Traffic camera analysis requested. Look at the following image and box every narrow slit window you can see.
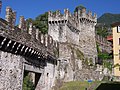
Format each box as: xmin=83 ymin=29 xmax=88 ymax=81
xmin=119 ymin=38 xmax=120 ymax=45
xmin=117 ymin=26 xmax=120 ymax=33
xmin=119 ymin=50 xmax=120 ymax=60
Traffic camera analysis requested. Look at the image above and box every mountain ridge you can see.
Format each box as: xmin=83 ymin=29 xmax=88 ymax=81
xmin=97 ymin=13 xmax=120 ymax=26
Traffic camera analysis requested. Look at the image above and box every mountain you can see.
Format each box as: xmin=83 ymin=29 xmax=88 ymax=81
xmin=97 ymin=13 xmax=120 ymax=27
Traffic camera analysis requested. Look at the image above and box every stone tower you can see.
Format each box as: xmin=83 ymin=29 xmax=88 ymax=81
xmin=48 ymin=7 xmax=97 ymax=63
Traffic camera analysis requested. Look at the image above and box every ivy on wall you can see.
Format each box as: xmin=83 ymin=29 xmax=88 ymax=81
xmin=97 ymin=43 xmax=113 ymax=71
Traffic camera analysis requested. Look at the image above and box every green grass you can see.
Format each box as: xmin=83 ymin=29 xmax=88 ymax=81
xmin=59 ymin=81 xmax=101 ymax=90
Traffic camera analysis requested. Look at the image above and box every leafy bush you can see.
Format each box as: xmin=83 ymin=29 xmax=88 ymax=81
xmin=96 ymin=27 xmax=109 ymax=38
xmin=26 ymin=12 xmax=48 ymax=34
xmin=23 ymin=75 xmax=35 ymax=90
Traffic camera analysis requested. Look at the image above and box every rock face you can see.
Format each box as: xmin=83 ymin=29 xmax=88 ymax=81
xmin=0 ymin=51 xmax=24 ymax=90
xmin=56 ymin=43 xmax=104 ymax=82
xmin=48 ymin=7 xmax=99 ymax=82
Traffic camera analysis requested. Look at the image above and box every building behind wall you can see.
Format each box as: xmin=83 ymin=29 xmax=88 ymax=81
xmin=112 ymin=22 xmax=120 ymax=76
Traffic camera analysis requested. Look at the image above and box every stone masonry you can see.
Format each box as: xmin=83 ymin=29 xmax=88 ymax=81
xmin=96 ymin=34 xmax=112 ymax=53
xmin=0 ymin=6 xmax=58 ymax=90
xmin=48 ymin=7 xmax=105 ymax=82
xmin=0 ymin=51 xmax=24 ymax=90
xmin=0 ymin=5 xmax=113 ymax=90
xmin=48 ymin=7 xmax=97 ymax=64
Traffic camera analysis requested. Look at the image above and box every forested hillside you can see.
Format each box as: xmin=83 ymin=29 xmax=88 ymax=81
xmin=98 ymin=13 xmax=120 ymax=26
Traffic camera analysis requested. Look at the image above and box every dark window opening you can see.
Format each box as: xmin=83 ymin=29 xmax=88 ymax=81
xmin=119 ymin=38 xmax=120 ymax=45
xmin=47 ymin=73 xmax=49 ymax=77
xmin=119 ymin=50 xmax=120 ymax=60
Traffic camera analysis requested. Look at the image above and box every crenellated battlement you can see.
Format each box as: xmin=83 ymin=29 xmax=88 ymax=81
xmin=19 ymin=16 xmax=27 ymax=31
xmin=3 ymin=6 xmax=97 ymax=65
xmin=48 ymin=7 xmax=97 ymax=46
xmin=0 ymin=6 xmax=104 ymax=90
xmin=5 ymin=7 xmax=27 ymax=31
xmin=0 ymin=6 xmax=60 ymax=90
xmin=48 ymin=8 xmax=97 ymax=26
xmin=0 ymin=18 xmax=59 ymax=58
xmin=1 ymin=6 xmax=59 ymax=58
xmin=5 ymin=6 xmax=16 ymax=30
xmin=48 ymin=10 xmax=67 ymax=25
xmin=48 ymin=7 xmax=98 ymax=64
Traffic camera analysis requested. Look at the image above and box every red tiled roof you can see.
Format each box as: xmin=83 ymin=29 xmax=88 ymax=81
xmin=107 ymin=35 xmax=113 ymax=41
xmin=111 ymin=22 xmax=120 ymax=27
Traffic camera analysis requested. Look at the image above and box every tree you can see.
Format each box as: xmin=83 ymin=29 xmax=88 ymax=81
xmin=26 ymin=12 xmax=48 ymax=34
xmin=26 ymin=18 xmax=34 ymax=29
xmin=96 ymin=27 xmax=109 ymax=38
xmin=23 ymin=75 xmax=35 ymax=90
xmin=74 ymin=4 xmax=86 ymax=12
xmin=33 ymin=12 xmax=48 ymax=34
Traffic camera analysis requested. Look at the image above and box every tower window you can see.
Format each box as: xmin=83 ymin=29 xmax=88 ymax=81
xmin=49 ymin=21 xmax=51 ymax=24
xmin=58 ymin=21 xmax=60 ymax=24
xmin=62 ymin=20 xmax=64 ymax=23
xmin=59 ymin=26 xmax=62 ymax=30
xmin=47 ymin=73 xmax=49 ymax=77
xmin=117 ymin=26 xmax=120 ymax=33
xmin=55 ymin=21 xmax=57 ymax=24
xmin=52 ymin=21 xmax=54 ymax=24
xmin=119 ymin=38 xmax=120 ymax=45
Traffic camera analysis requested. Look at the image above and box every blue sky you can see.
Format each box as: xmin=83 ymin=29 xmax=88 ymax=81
xmin=0 ymin=0 xmax=120 ymax=24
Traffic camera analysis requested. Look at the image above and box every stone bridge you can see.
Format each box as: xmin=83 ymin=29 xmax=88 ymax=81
xmin=0 ymin=8 xmax=58 ymax=90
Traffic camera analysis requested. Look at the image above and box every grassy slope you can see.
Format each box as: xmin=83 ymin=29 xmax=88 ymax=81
xmin=59 ymin=81 xmax=101 ymax=90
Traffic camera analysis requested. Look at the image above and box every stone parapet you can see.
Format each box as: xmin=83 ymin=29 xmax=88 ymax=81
xmin=19 ymin=16 xmax=27 ymax=31
xmin=48 ymin=8 xmax=97 ymax=26
xmin=0 ymin=18 xmax=58 ymax=64
xmin=5 ymin=6 xmax=16 ymax=30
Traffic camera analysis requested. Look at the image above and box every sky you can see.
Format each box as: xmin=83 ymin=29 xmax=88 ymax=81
xmin=0 ymin=0 xmax=120 ymax=24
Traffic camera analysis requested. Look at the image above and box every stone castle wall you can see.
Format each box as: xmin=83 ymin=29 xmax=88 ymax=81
xmin=34 ymin=63 xmax=57 ymax=90
xmin=0 ymin=5 xmax=113 ymax=90
xmin=57 ymin=43 xmax=104 ymax=82
xmin=47 ymin=7 xmax=103 ymax=83
xmin=48 ymin=7 xmax=97 ymax=63
xmin=96 ymin=34 xmax=112 ymax=53
xmin=1 ymin=6 xmax=59 ymax=58
xmin=79 ymin=19 xmax=97 ymax=63
xmin=0 ymin=51 xmax=24 ymax=90
xmin=0 ymin=6 xmax=58 ymax=90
